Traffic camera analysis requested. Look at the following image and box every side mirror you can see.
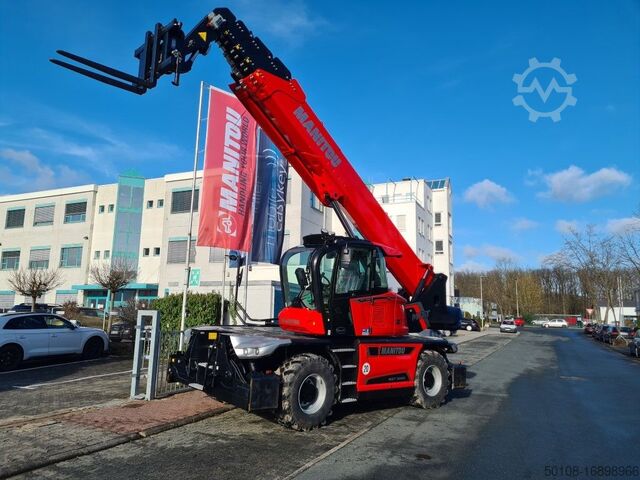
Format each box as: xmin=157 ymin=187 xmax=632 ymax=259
xmin=295 ymin=267 xmax=308 ymax=288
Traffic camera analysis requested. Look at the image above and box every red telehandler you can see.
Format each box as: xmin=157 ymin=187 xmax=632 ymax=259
xmin=52 ymin=7 xmax=466 ymax=430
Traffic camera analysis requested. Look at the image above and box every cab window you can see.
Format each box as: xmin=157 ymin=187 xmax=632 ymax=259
xmin=335 ymin=247 xmax=372 ymax=295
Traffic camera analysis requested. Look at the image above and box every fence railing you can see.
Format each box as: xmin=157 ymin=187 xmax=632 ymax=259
xmin=130 ymin=310 xmax=190 ymax=400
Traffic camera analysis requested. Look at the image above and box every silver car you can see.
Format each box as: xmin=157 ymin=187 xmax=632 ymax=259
xmin=0 ymin=312 xmax=109 ymax=371
xmin=500 ymin=319 xmax=517 ymax=333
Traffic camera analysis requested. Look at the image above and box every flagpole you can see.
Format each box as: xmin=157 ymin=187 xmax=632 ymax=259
xmin=243 ymin=249 xmax=250 ymax=322
xmin=180 ymin=81 xmax=205 ymax=350
xmin=221 ymin=249 xmax=228 ymax=325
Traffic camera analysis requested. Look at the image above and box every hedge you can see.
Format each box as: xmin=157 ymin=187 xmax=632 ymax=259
xmin=150 ymin=292 xmax=222 ymax=332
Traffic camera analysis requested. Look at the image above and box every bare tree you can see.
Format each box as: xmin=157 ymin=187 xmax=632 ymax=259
xmin=615 ymin=208 xmax=640 ymax=283
xmin=90 ymin=258 xmax=137 ymax=331
xmin=8 ymin=268 xmax=64 ymax=311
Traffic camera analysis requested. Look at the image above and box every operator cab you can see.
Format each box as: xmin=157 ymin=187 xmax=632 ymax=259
xmin=279 ymin=233 xmax=408 ymax=337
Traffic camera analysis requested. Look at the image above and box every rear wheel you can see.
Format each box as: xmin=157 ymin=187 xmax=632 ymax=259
xmin=83 ymin=337 xmax=104 ymax=359
xmin=276 ymin=353 xmax=335 ymax=431
xmin=412 ymin=350 xmax=448 ymax=409
xmin=0 ymin=345 xmax=22 ymax=371
xmin=466 ymin=325 xmax=472 ymax=331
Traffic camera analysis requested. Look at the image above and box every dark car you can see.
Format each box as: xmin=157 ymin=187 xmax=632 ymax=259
xmin=460 ymin=318 xmax=480 ymax=332
xmin=596 ymin=325 xmax=611 ymax=342
xmin=108 ymin=322 xmax=134 ymax=342
xmin=10 ymin=303 xmax=61 ymax=313
xmin=584 ymin=323 xmax=594 ymax=334
xmin=602 ymin=326 xmax=620 ymax=344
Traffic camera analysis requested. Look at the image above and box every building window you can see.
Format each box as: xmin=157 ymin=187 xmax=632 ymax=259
xmin=5 ymin=208 xmax=25 ymax=229
xmin=157 ymin=199 xmax=164 ymax=208
xmin=1 ymin=250 xmax=20 ymax=270
xmin=108 ymin=204 xmax=114 ymax=213
xmin=171 ymin=189 xmax=199 ymax=214
xmin=153 ymin=247 xmax=160 ymax=256
xmin=435 ymin=212 xmax=442 ymax=226
xmin=29 ymin=248 xmax=50 ymax=269
xmin=146 ymin=200 xmax=154 ymax=209
xmin=60 ymin=246 xmax=83 ymax=268
xmin=310 ymin=193 xmax=324 ymax=212
xmin=209 ymin=247 xmax=225 ymax=263
xmin=143 ymin=248 xmax=150 ymax=257
xmin=435 ymin=240 xmax=444 ymax=254
xmin=34 ymin=205 xmax=55 ymax=226
xmin=167 ymin=239 xmax=196 ymax=264
xmin=396 ymin=215 xmax=406 ymax=231
xmin=64 ymin=202 xmax=87 ymax=224
xmin=104 ymin=250 xmax=110 ymax=260
xmin=98 ymin=205 xmax=105 ymax=214
xmin=94 ymin=251 xmax=100 ymax=260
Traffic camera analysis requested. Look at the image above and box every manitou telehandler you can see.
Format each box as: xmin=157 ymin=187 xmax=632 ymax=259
xmin=52 ymin=7 xmax=467 ymax=430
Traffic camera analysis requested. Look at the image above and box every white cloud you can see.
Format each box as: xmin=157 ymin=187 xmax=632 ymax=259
xmin=463 ymin=179 xmax=514 ymax=208
xmin=511 ymin=217 xmax=539 ymax=232
xmin=606 ymin=217 xmax=640 ymax=234
xmin=538 ymin=165 xmax=632 ymax=202
xmin=235 ymin=0 xmax=327 ymax=44
xmin=555 ymin=219 xmax=579 ymax=234
xmin=462 ymin=244 xmax=520 ymax=262
xmin=0 ymin=148 xmax=92 ymax=192
xmin=456 ymin=260 xmax=489 ymax=272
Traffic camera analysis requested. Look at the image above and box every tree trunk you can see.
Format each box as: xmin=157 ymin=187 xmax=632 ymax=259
xmin=107 ymin=292 xmax=115 ymax=333
xmin=31 ymin=296 xmax=37 ymax=312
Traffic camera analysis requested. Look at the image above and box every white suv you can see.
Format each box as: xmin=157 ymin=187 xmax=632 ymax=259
xmin=0 ymin=312 xmax=109 ymax=371
xmin=543 ymin=319 xmax=568 ymax=328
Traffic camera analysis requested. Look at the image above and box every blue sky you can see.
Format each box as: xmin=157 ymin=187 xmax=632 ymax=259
xmin=1 ymin=0 xmax=638 ymax=270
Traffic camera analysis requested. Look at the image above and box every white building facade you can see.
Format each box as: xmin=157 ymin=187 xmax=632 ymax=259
xmin=0 ymin=172 xmax=455 ymax=316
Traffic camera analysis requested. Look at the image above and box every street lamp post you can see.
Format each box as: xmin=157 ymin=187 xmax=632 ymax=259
xmin=479 ymin=274 xmax=485 ymax=328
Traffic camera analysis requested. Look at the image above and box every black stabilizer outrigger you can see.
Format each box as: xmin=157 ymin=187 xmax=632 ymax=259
xmin=50 ymin=8 xmax=291 ymax=94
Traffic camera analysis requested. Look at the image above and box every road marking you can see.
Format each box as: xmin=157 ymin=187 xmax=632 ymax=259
xmin=0 ymin=357 xmax=112 ymax=375
xmin=13 ymin=370 xmax=132 ymax=390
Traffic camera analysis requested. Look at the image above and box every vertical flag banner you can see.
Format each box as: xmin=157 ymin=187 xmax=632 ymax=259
xmin=251 ymin=129 xmax=289 ymax=264
xmin=198 ymin=87 xmax=257 ymax=251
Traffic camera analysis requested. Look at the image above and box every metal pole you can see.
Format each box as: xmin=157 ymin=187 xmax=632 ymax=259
xmin=243 ymin=252 xmax=250 ymax=322
xmin=221 ymin=250 xmax=228 ymax=325
xmin=618 ymin=276 xmax=623 ymax=327
xmin=179 ymin=81 xmax=205 ymax=349
xmin=515 ymin=277 xmax=520 ymax=318
xmin=480 ymin=274 xmax=484 ymax=327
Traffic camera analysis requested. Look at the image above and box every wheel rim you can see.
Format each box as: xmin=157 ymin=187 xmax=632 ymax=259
xmin=466 ymin=326 xmax=472 ymax=331
xmin=422 ymin=365 xmax=443 ymax=397
xmin=0 ymin=348 xmax=18 ymax=369
xmin=298 ymin=373 xmax=327 ymax=415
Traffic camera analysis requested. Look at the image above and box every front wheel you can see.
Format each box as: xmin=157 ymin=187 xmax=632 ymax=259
xmin=276 ymin=353 xmax=335 ymax=431
xmin=412 ymin=350 xmax=448 ymax=409
xmin=466 ymin=325 xmax=472 ymax=331
xmin=83 ymin=337 xmax=104 ymax=359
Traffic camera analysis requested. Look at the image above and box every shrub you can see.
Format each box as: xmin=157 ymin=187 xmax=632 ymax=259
xmin=150 ymin=292 xmax=222 ymax=332
xmin=61 ymin=301 xmax=81 ymax=320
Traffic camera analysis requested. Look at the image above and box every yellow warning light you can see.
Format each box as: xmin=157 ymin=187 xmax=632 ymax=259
xmin=208 ymin=332 xmax=218 ymax=340
xmin=198 ymin=32 xmax=207 ymax=42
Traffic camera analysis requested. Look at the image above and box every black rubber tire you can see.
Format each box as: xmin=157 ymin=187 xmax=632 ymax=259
xmin=0 ymin=344 xmax=23 ymax=372
xmin=275 ymin=353 xmax=335 ymax=431
xmin=83 ymin=337 xmax=104 ymax=359
xmin=411 ymin=350 xmax=448 ymax=409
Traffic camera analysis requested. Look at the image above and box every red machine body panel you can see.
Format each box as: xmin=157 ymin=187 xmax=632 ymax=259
xmin=350 ymin=292 xmax=408 ymax=337
xmin=278 ymin=307 xmax=325 ymax=335
xmin=356 ymin=342 xmax=421 ymax=392
xmin=231 ymin=71 xmax=435 ymax=297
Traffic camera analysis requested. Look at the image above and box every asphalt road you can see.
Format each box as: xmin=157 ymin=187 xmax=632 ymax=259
xmin=12 ymin=329 xmax=639 ymax=480
xmin=0 ymin=356 xmax=132 ymax=423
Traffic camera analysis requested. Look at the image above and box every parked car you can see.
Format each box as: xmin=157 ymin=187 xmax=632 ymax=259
xmin=9 ymin=303 xmax=61 ymax=313
xmin=602 ymin=326 xmax=620 ymax=344
xmin=500 ymin=319 xmax=517 ymax=333
xmin=618 ymin=327 xmax=632 ymax=339
xmin=0 ymin=312 xmax=109 ymax=371
xmin=532 ymin=317 xmax=549 ymax=326
xmin=460 ymin=318 xmax=480 ymax=332
xmin=543 ymin=319 xmax=568 ymax=328
xmin=629 ymin=334 xmax=640 ymax=358
xmin=596 ymin=325 xmax=611 ymax=342
xmin=584 ymin=323 xmax=594 ymax=334
xmin=629 ymin=327 xmax=639 ymax=339
xmin=109 ymin=322 xmax=134 ymax=342
xmin=591 ymin=324 xmax=603 ymax=339
xmin=514 ymin=317 xmax=525 ymax=327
